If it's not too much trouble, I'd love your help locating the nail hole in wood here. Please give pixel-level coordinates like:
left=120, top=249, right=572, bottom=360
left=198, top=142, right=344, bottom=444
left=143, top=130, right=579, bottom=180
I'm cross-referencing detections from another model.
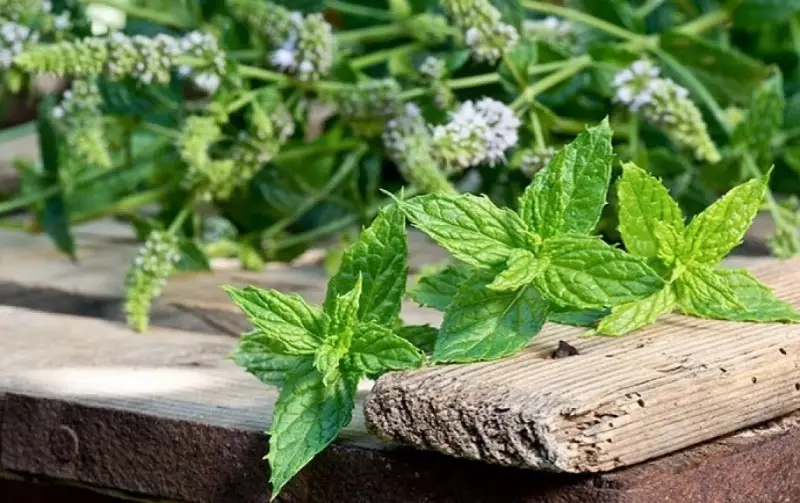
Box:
left=795, top=383, right=799, bottom=391
left=752, top=377, right=758, bottom=384
left=551, top=340, right=579, bottom=359
left=720, top=367, right=727, bottom=373
left=636, top=399, right=645, bottom=408
left=780, top=348, right=787, bottom=355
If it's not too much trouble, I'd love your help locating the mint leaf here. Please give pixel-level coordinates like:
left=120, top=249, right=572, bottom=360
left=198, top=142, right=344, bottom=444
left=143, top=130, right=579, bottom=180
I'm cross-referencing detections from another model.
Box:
left=487, top=249, right=546, bottom=292
left=326, top=276, right=362, bottom=340
left=231, top=330, right=308, bottom=388
left=324, top=205, right=407, bottom=326
left=535, top=235, right=665, bottom=309
left=676, top=264, right=746, bottom=313
left=653, top=222, right=684, bottom=267
left=682, top=176, right=767, bottom=265
left=313, top=341, right=345, bottom=391
left=408, top=264, right=471, bottom=311
left=519, top=120, right=614, bottom=238
left=433, top=273, right=549, bottom=363
left=596, top=287, right=676, bottom=336
left=395, top=324, right=439, bottom=354
left=267, top=362, right=356, bottom=497
left=732, top=73, right=784, bottom=166
left=678, top=268, right=800, bottom=322
left=225, top=286, right=327, bottom=355
left=548, top=307, right=608, bottom=327
left=349, top=322, right=424, bottom=375
left=617, top=163, right=684, bottom=259
left=399, top=193, right=528, bottom=269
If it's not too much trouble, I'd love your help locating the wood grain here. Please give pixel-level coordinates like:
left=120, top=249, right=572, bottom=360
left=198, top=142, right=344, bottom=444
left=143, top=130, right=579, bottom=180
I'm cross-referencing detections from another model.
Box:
left=0, top=223, right=446, bottom=334
left=365, top=259, right=800, bottom=473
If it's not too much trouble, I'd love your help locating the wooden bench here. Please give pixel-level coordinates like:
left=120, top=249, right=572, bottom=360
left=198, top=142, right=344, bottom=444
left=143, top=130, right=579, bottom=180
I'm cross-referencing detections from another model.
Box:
left=2, top=223, right=800, bottom=502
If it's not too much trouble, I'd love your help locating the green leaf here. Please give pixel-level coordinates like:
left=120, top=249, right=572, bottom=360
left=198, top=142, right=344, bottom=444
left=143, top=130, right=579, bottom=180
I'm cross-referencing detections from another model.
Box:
left=324, top=205, right=407, bottom=326
left=499, top=40, right=537, bottom=89
left=176, top=240, right=212, bottom=272
left=395, top=324, right=439, bottom=354
left=349, top=322, right=424, bottom=375
left=326, top=276, right=362, bottom=344
left=313, top=341, right=345, bottom=391
left=548, top=306, right=608, bottom=327
left=267, top=362, right=356, bottom=497
left=519, top=119, right=614, bottom=239
left=535, top=235, right=665, bottom=310
left=659, top=31, right=769, bottom=95
left=596, top=287, right=676, bottom=336
left=616, top=163, right=684, bottom=259
left=676, top=264, right=745, bottom=313
left=487, top=249, right=546, bottom=291
left=37, top=96, right=75, bottom=260
left=678, top=269, right=800, bottom=322
left=732, top=73, right=784, bottom=166
left=231, top=330, right=308, bottom=388
left=653, top=222, right=684, bottom=267
left=225, top=286, right=327, bottom=355
left=433, top=274, right=549, bottom=363
left=400, top=193, right=529, bottom=270
left=732, top=0, right=800, bottom=28
left=682, top=177, right=767, bottom=265
left=407, top=264, right=471, bottom=311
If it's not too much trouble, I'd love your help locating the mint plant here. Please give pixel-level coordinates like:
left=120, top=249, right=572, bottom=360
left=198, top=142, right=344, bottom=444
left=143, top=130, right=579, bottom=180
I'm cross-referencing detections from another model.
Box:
left=400, top=121, right=665, bottom=362
left=596, top=164, right=800, bottom=336
left=4, top=0, right=800, bottom=334
left=226, top=205, right=424, bottom=497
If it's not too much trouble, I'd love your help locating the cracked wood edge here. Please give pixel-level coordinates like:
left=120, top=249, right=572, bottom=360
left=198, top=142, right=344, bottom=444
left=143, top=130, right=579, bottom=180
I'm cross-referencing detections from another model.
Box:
left=365, top=258, right=800, bottom=473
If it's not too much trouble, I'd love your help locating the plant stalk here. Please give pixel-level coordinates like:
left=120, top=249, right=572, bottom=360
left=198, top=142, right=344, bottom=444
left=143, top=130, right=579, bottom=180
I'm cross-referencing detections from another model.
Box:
left=511, top=56, right=592, bottom=111
left=324, top=0, right=394, bottom=20
left=262, top=144, right=368, bottom=240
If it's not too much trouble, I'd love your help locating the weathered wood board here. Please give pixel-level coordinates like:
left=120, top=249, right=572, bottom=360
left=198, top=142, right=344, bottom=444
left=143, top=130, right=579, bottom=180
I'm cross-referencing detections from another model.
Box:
left=0, top=222, right=446, bottom=334
left=5, top=307, right=800, bottom=502
left=366, top=259, right=800, bottom=475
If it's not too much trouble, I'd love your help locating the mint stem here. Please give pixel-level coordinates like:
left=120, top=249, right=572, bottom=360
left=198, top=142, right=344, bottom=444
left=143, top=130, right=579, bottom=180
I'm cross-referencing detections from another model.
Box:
left=79, top=0, right=192, bottom=29
left=262, top=144, right=368, bottom=241
left=324, top=0, right=393, bottom=20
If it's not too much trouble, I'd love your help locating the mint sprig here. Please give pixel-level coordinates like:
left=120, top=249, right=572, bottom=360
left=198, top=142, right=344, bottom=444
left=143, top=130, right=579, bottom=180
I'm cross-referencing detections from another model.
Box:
left=227, top=205, right=423, bottom=497
left=597, top=163, right=800, bottom=336
left=399, top=120, right=666, bottom=362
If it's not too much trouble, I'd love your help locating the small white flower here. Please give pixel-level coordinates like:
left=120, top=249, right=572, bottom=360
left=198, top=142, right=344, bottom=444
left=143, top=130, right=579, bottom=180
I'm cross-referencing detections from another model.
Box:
left=270, top=47, right=296, bottom=70
left=298, top=59, right=314, bottom=74
left=54, top=13, right=71, bottom=30
left=464, top=27, right=479, bottom=45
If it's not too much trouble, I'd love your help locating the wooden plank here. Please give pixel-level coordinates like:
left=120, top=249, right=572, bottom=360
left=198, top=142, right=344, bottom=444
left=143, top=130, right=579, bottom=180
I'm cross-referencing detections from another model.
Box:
left=5, top=307, right=800, bottom=502
left=0, top=224, right=446, bottom=334
left=365, top=259, right=800, bottom=474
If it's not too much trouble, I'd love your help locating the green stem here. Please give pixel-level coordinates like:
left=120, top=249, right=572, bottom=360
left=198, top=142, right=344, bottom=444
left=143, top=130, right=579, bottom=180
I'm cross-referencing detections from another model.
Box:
left=635, top=0, right=664, bottom=18
left=336, top=23, right=407, bottom=45
left=449, top=72, right=502, bottom=89
left=350, top=43, right=420, bottom=69
left=511, top=56, right=592, bottom=111
left=0, top=138, right=170, bottom=216
left=522, top=1, right=648, bottom=44
left=675, top=9, right=729, bottom=35
left=273, top=185, right=421, bottom=251
left=503, top=53, right=527, bottom=89
left=168, top=204, right=192, bottom=234
left=225, top=90, right=258, bottom=114
left=141, top=121, right=180, bottom=139
left=72, top=185, right=173, bottom=225
left=263, top=144, right=368, bottom=240
left=229, top=49, right=261, bottom=62
left=529, top=59, right=574, bottom=76
left=274, top=139, right=363, bottom=164
left=398, top=73, right=502, bottom=100
left=0, top=121, right=36, bottom=144
left=236, top=63, right=353, bottom=91
left=81, top=0, right=191, bottom=29
left=790, top=15, right=800, bottom=60
left=324, top=0, right=393, bottom=20
left=529, top=110, right=545, bottom=150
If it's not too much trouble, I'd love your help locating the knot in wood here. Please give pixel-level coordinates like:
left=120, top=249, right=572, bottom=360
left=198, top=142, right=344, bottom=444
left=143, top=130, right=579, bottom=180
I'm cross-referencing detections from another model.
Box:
left=50, top=425, right=80, bottom=463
